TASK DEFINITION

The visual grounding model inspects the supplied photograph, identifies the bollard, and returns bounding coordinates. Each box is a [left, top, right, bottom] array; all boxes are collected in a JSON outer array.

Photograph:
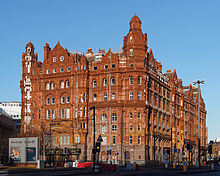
[[173, 162, 176, 169], [183, 162, 187, 172], [211, 162, 214, 171]]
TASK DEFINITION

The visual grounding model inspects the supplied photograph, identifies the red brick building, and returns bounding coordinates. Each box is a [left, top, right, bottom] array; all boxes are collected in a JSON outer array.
[[20, 14, 207, 165]]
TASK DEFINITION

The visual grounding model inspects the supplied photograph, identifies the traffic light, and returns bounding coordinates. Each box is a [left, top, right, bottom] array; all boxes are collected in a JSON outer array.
[[96, 142, 101, 153], [166, 148, 170, 155], [186, 141, 191, 151], [64, 147, 69, 155], [208, 145, 212, 154]]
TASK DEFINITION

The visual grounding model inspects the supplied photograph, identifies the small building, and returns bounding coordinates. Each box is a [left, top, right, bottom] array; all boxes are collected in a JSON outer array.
[[0, 108, 16, 164], [0, 101, 22, 134]]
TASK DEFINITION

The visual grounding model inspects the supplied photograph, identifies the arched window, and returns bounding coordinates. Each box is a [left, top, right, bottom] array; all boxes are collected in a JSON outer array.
[[111, 77, 115, 86], [46, 83, 50, 90], [103, 78, 107, 86], [46, 98, 50, 105], [112, 113, 117, 121], [60, 81, 64, 89], [138, 76, 142, 85], [61, 96, 65, 104], [130, 36, 132, 43], [51, 97, 55, 104], [93, 80, 97, 88], [129, 77, 133, 85], [51, 82, 55, 90], [66, 80, 70, 88], [129, 49, 133, 56]]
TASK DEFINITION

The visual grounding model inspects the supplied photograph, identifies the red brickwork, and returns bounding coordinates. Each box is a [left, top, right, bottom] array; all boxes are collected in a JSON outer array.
[[20, 14, 207, 165]]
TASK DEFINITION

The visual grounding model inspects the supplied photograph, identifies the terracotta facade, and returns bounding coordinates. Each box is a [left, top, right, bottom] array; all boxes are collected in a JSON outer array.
[[20, 14, 207, 165]]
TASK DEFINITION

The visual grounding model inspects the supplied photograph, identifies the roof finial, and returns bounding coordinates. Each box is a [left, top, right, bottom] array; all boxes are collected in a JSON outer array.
[[134, 12, 136, 16]]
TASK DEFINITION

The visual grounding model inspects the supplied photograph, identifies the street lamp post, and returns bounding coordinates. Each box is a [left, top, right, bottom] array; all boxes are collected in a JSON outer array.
[[193, 80, 204, 167], [90, 106, 96, 171]]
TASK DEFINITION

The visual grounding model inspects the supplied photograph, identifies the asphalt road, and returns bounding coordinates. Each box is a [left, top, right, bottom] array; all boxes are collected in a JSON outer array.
[[0, 166, 220, 176]]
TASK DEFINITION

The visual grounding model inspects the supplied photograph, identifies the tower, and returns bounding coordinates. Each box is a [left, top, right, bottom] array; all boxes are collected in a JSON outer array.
[[123, 13, 148, 66], [20, 41, 37, 134]]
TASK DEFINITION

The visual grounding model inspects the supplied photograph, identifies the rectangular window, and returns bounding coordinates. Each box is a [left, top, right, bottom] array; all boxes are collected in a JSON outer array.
[[111, 92, 115, 100], [63, 135, 67, 144], [94, 66, 97, 70], [104, 93, 107, 101], [53, 69, 56, 73], [46, 69, 50, 74], [60, 68, 64, 72], [138, 92, 141, 100], [129, 112, 132, 118], [52, 136, 55, 145], [93, 94, 97, 101], [52, 109, 55, 119], [138, 136, 141, 144], [112, 125, 117, 131], [138, 124, 141, 131], [129, 92, 133, 100], [66, 96, 70, 103], [61, 109, 65, 118], [46, 110, 50, 119], [130, 124, 132, 131], [67, 67, 71, 72], [61, 97, 65, 104], [138, 112, 141, 119], [66, 109, 70, 118], [104, 64, 108, 69], [83, 107, 86, 117], [59, 136, 63, 145], [113, 136, 116, 144], [67, 135, 70, 144], [130, 136, 132, 144], [112, 64, 115, 68]]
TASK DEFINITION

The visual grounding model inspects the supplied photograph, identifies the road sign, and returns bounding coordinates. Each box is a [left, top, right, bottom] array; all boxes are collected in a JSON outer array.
[[97, 135, 103, 142]]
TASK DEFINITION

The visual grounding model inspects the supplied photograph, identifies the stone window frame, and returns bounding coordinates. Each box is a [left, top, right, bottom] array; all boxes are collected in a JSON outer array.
[[46, 97, 50, 105], [51, 82, 55, 90], [93, 94, 97, 101], [111, 92, 115, 100], [66, 80, 70, 88], [138, 92, 142, 100], [111, 77, 115, 86], [129, 76, 133, 85], [138, 136, 141, 144], [61, 96, 65, 104], [129, 49, 133, 56], [60, 56, 64, 62], [112, 125, 117, 132], [112, 113, 117, 121], [103, 78, 107, 86], [53, 57, 56, 62], [129, 124, 132, 131], [129, 91, 133, 100], [129, 136, 132, 144], [46, 83, 50, 90], [66, 96, 70, 103], [60, 81, 64, 89], [103, 93, 108, 101], [93, 79, 97, 88], [113, 136, 116, 144], [51, 97, 55, 105], [138, 76, 142, 85]]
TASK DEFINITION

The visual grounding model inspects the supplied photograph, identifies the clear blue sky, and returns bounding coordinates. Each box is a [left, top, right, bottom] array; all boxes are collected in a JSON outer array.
[[0, 0, 219, 140]]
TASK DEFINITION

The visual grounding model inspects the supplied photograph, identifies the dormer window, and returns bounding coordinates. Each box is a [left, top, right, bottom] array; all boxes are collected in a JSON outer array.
[[60, 56, 64, 61], [130, 36, 133, 43], [132, 23, 134, 28], [53, 57, 56, 62], [129, 49, 133, 56]]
